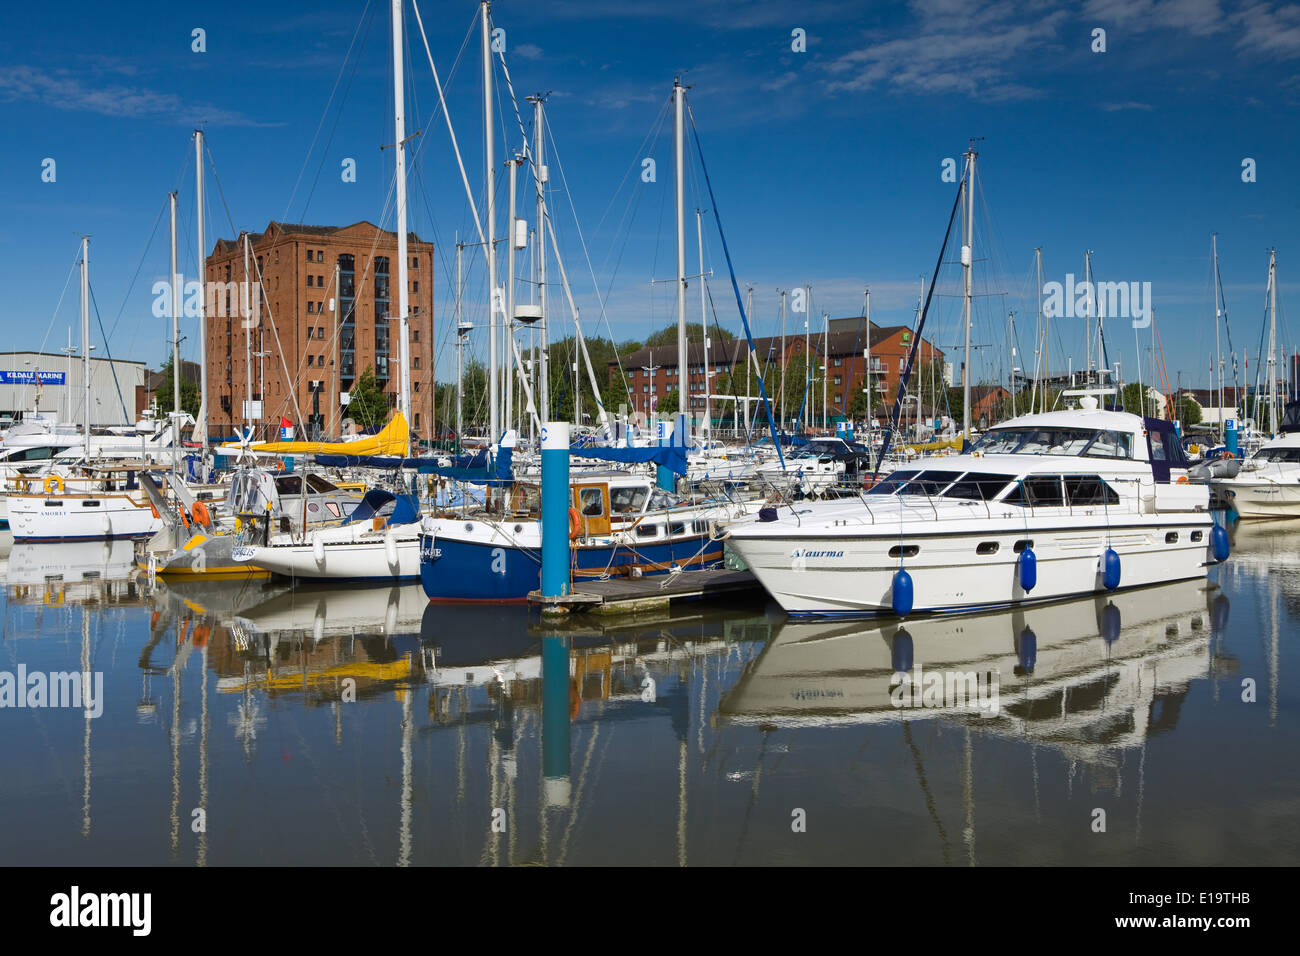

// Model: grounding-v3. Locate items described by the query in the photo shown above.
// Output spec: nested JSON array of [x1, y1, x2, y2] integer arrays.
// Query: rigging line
[[685, 99, 784, 470], [283, 0, 375, 222], [873, 173, 964, 481], [87, 282, 132, 422], [543, 109, 641, 399], [298, 2, 378, 220]]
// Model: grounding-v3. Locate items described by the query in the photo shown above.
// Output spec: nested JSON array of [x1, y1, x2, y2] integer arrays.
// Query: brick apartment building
[[204, 220, 434, 441], [613, 319, 945, 426]]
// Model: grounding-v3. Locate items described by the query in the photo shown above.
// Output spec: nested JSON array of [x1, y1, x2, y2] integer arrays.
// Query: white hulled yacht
[[726, 397, 1228, 616]]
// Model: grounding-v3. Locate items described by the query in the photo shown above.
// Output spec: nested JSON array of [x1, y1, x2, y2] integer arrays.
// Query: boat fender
[[384, 527, 398, 567], [568, 506, 581, 540], [1017, 547, 1037, 592], [1101, 547, 1121, 591], [891, 568, 914, 616], [312, 530, 325, 565], [1210, 523, 1230, 562]]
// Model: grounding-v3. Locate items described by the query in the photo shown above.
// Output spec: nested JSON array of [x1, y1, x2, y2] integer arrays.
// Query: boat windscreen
[[942, 472, 1015, 500]]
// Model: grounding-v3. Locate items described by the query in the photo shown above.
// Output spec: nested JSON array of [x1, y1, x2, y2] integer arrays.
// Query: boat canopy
[[344, 488, 419, 527], [570, 444, 688, 476]]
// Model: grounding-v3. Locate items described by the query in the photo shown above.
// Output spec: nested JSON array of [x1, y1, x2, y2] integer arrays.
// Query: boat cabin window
[[1003, 476, 1065, 507], [0, 445, 56, 462], [275, 475, 304, 496], [1084, 430, 1133, 459], [636, 523, 660, 538], [942, 472, 1015, 501], [305, 475, 340, 494], [908, 470, 963, 495], [974, 427, 1133, 458], [1064, 475, 1120, 506], [578, 487, 604, 517], [866, 469, 920, 494], [1254, 447, 1300, 463], [609, 486, 648, 515]]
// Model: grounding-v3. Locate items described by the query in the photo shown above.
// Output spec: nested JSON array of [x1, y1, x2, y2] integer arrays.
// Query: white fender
[[312, 530, 325, 565], [384, 527, 398, 567]]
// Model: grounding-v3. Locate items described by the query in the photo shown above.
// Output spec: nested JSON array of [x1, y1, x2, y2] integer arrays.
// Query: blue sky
[[1, 0, 1297, 392]]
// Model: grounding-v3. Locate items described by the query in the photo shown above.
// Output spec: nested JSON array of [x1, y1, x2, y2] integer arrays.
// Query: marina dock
[[528, 568, 760, 616]]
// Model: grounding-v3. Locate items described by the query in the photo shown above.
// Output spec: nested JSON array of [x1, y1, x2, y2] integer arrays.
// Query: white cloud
[[0, 65, 276, 127]]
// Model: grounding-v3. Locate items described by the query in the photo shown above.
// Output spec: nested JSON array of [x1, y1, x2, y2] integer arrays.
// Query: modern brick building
[[204, 220, 434, 441], [612, 320, 944, 426]]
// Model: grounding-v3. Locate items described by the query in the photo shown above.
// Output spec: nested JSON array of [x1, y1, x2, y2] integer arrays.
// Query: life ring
[[1177, 475, 1189, 484], [568, 506, 581, 540], [275, 459, 285, 471], [43, 475, 64, 495], [191, 501, 211, 526]]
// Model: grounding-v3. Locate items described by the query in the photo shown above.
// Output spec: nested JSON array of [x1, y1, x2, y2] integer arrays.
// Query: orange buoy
[[568, 506, 581, 540], [191, 500, 211, 526]]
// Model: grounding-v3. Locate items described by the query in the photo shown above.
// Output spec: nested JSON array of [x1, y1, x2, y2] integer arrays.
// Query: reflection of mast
[[81, 607, 92, 839], [1270, 573, 1279, 727], [962, 727, 976, 866], [398, 676, 413, 866], [169, 631, 182, 858], [198, 643, 209, 866]]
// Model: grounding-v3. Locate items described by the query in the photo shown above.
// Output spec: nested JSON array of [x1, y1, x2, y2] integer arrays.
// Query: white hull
[[239, 526, 422, 582], [1214, 478, 1300, 518], [7, 493, 162, 542], [728, 511, 1215, 616]]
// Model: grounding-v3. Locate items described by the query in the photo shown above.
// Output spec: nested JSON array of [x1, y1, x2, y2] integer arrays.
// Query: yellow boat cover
[[221, 412, 410, 457]]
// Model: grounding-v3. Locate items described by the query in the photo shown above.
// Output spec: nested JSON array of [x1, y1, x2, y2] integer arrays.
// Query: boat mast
[[505, 152, 518, 435], [455, 239, 464, 442], [1268, 248, 1277, 436], [779, 289, 787, 431], [1083, 249, 1092, 387], [80, 236, 90, 462], [482, 1, 498, 443], [170, 191, 182, 467], [961, 145, 975, 441], [243, 233, 252, 434], [823, 311, 829, 431], [531, 94, 549, 424], [697, 208, 709, 437], [194, 130, 208, 446], [1036, 247, 1045, 414], [392, 0, 413, 434], [1213, 233, 1222, 442], [674, 77, 688, 431], [864, 288, 871, 428]]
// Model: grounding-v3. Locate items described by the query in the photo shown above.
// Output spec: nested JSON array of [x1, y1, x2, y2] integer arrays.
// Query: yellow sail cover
[[222, 412, 410, 457]]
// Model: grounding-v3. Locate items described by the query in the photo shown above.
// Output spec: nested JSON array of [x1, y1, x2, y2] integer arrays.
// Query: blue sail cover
[[568, 444, 688, 476], [315, 446, 514, 485]]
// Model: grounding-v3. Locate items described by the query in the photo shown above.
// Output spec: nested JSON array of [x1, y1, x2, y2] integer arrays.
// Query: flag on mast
[[280, 416, 294, 440]]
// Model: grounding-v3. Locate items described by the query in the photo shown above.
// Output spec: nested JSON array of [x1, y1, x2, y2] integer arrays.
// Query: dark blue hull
[[418, 532, 724, 603]]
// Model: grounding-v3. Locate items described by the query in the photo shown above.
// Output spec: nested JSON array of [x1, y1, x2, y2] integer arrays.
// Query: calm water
[[1, 520, 1296, 866]]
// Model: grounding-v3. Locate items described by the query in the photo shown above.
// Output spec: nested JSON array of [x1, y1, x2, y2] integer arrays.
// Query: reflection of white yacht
[[5, 538, 138, 587], [727, 400, 1222, 615], [719, 578, 1217, 756], [232, 583, 428, 639]]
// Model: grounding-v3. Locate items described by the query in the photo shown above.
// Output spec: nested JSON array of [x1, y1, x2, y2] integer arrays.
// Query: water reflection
[[1, 523, 1296, 865]]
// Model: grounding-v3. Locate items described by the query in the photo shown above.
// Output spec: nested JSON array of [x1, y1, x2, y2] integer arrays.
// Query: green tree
[[1175, 394, 1203, 426], [642, 322, 733, 349], [153, 357, 200, 418], [657, 388, 680, 415], [347, 366, 389, 430]]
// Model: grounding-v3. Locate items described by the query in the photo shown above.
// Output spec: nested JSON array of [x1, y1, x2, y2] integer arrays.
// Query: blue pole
[[541, 635, 571, 807], [541, 421, 571, 598], [655, 416, 675, 491]]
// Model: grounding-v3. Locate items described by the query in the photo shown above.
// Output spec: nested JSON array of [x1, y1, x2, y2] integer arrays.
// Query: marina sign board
[[0, 370, 67, 385]]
